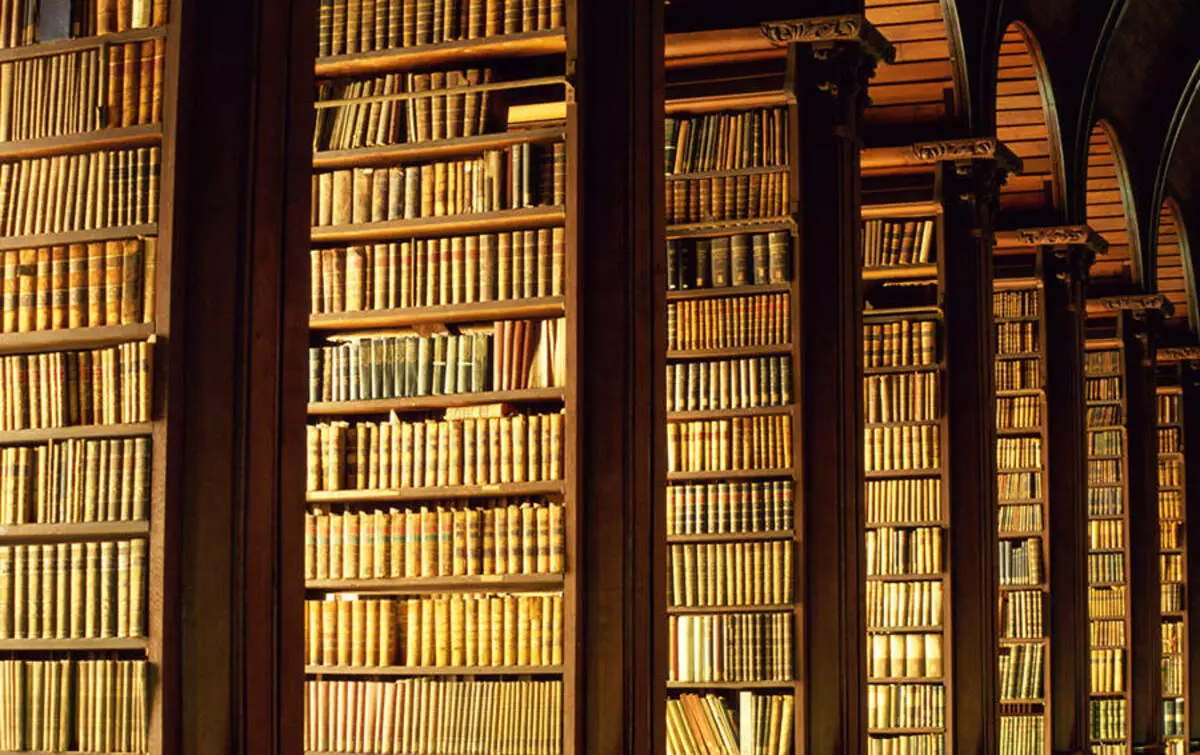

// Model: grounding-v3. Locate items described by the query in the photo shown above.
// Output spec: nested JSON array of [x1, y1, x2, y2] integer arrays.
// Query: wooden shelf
[[862, 264, 938, 282], [865, 468, 943, 480], [863, 363, 941, 376], [666, 282, 792, 302], [0, 224, 157, 253], [313, 126, 565, 170], [998, 466, 1042, 474], [310, 206, 565, 246], [666, 604, 793, 615], [306, 573, 564, 593], [667, 405, 792, 421], [0, 636, 148, 651], [667, 344, 792, 360], [868, 676, 944, 684], [666, 680, 794, 690], [995, 351, 1042, 361], [309, 387, 565, 416], [866, 573, 946, 583], [865, 419, 940, 429], [0, 322, 154, 355], [867, 727, 945, 735], [997, 388, 1044, 397], [999, 531, 1045, 540], [666, 164, 791, 181], [866, 520, 946, 529], [306, 664, 563, 676], [310, 296, 565, 331], [994, 315, 1040, 323], [997, 426, 1043, 436], [665, 218, 794, 240], [666, 468, 794, 483], [666, 530, 793, 544], [0, 520, 149, 543], [307, 480, 566, 504], [0, 124, 162, 162], [315, 30, 567, 77], [1000, 698, 1046, 705], [867, 625, 944, 634], [0, 422, 153, 445], [999, 637, 1048, 645], [0, 26, 166, 63]]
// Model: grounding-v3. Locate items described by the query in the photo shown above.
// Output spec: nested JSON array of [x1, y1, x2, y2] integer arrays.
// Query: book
[[667, 612, 792, 682], [667, 540, 793, 607], [666, 292, 791, 351], [665, 480, 793, 536], [665, 414, 792, 473]]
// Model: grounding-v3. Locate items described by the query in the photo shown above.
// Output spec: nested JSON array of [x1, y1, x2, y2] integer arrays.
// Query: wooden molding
[[994, 226, 1109, 255], [909, 138, 1023, 174], [1158, 346, 1200, 361], [1091, 294, 1175, 318], [759, 15, 895, 63]]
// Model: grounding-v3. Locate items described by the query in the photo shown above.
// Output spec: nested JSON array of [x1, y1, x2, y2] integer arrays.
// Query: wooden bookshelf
[[1157, 385, 1188, 755], [305, 8, 576, 753]]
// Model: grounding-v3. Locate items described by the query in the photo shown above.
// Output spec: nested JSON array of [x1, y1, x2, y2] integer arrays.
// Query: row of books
[[667, 541, 793, 608], [0, 147, 159, 237], [995, 290, 1040, 318], [999, 715, 1044, 755], [864, 373, 940, 424], [316, 0, 567, 57], [304, 500, 566, 581], [0, 0, 164, 49], [665, 416, 793, 473], [999, 504, 1043, 533], [1086, 377, 1121, 402], [0, 238, 155, 332], [865, 580, 943, 630], [863, 219, 935, 268], [867, 633, 944, 679], [666, 294, 791, 351], [312, 144, 564, 227], [1162, 553, 1184, 582], [1088, 698, 1125, 741], [666, 232, 792, 290], [1158, 427, 1181, 453], [0, 436, 150, 525], [1163, 655, 1183, 697], [304, 678, 562, 755], [1088, 430, 1123, 456], [1085, 350, 1121, 372], [997, 437, 1041, 469], [1090, 619, 1125, 647], [1088, 520, 1124, 550], [1089, 648, 1125, 694], [865, 527, 942, 576], [0, 658, 150, 753], [868, 733, 943, 755], [863, 320, 937, 369], [999, 471, 1042, 501], [1089, 487, 1123, 517], [1162, 585, 1183, 612], [0, 539, 145, 639], [996, 359, 1041, 391], [1089, 586, 1126, 619], [1088, 553, 1124, 583], [1000, 590, 1044, 638], [865, 478, 942, 526], [306, 592, 564, 668], [306, 410, 566, 491], [1087, 405, 1122, 427], [997, 396, 1041, 429], [1159, 394, 1182, 423], [867, 683, 944, 728], [664, 109, 788, 175], [310, 230, 566, 314], [864, 425, 941, 473], [665, 692, 794, 755], [1160, 459, 1183, 487], [995, 322, 1037, 354], [314, 69, 496, 152], [1087, 460, 1121, 484], [666, 356, 792, 413], [309, 319, 565, 402], [999, 539, 1043, 586], [1165, 698, 1186, 739], [1161, 490, 1184, 519], [0, 40, 163, 142], [665, 481, 793, 536], [667, 613, 793, 683], [0, 341, 153, 431], [1165, 620, 1184, 651], [1161, 521, 1181, 549], [998, 643, 1044, 700], [666, 173, 788, 225]]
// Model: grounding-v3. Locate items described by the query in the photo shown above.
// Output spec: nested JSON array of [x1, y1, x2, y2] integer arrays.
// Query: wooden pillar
[[940, 142, 1020, 755], [1183, 359, 1200, 754]]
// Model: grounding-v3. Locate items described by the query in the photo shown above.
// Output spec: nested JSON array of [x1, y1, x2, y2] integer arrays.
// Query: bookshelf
[[305, 4, 575, 753], [0, 2, 175, 754], [1157, 385, 1187, 755]]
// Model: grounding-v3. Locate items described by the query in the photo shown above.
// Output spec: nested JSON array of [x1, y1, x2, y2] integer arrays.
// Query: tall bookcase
[[304, 5, 577, 753], [1157, 382, 1187, 755], [0, 2, 175, 754]]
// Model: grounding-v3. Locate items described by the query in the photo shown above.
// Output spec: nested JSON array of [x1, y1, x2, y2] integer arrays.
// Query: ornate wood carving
[[1094, 294, 1175, 318], [999, 226, 1109, 254], [760, 15, 895, 63], [909, 138, 1023, 174], [1158, 346, 1200, 361]]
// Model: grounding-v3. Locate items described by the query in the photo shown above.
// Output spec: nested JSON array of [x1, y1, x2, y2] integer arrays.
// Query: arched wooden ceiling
[[995, 23, 1063, 215], [1156, 198, 1197, 332], [1086, 121, 1142, 288], [864, 0, 965, 132]]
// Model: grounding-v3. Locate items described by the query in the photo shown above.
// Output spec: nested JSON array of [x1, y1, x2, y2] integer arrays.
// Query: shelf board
[[999, 637, 1048, 645], [1000, 698, 1046, 705], [995, 351, 1042, 361], [866, 520, 946, 529], [868, 676, 945, 684], [865, 419, 940, 429], [0, 26, 166, 63], [996, 388, 1044, 397], [666, 530, 794, 544], [866, 573, 946, 583], [867, 727, 945, 735], [999, 583, 1047, 591], [865, 468, 943, 480], [666, 679, 794, 690], [0, 322, 154, 356], [666, 604, 793, 615], [862, 264, 938, 282], [667, 405, 792, 421], [665, 282, 792, 302], [0, 224, 157, 253], [666, 164, 790, 181], [0, 422, 153, 445], [667, 344, 793, 361], [666, 468, 794, 483], [0, 520, 149, 543], [994, 315, 1040, 323], [310, 206, 565, 245], [315, 30, 567, 77], [1087, 482, 1125, 488], [997, 426, 1044, 436], [313, 126, 564, 170], [998, 466, 1042, 474], [665, 217, 794, 240], [310, 296, 565, 331], [0, 124, 162, 162], [998, 531, 1045, 540], [867, 625, 943, 634], [307, 480, 565, 504], [0, 636, 147, 651], [863, 363, 941, 376], [309, 387, 565, 416], [306, 664, 562, 676], [306, 573, 563, 593]]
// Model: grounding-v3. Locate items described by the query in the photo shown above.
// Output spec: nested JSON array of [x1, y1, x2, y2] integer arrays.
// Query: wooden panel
[[1157, 202, 1196, 331], [1086, 123, 1138, 287], [995, 25, 1061, 214], [866, 0, 960, 129]]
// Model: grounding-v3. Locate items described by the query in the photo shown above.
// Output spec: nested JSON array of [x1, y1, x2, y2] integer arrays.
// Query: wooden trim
[[0, 124, 162, 161], [0, 26, 166, 63], [0, 323, 155, 355], [0, 520, 150, 542], [314, 29, 567, 77]]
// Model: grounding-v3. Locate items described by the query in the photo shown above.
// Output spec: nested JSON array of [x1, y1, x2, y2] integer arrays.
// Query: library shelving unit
[[0, 3, 177, 755], [305, 6, 575, 753], [1157, 379, 1187, 755], [859, 138, 1019, 755]]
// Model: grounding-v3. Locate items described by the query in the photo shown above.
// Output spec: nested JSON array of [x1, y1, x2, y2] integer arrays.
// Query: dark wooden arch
[[1087, 120, 1144, 290]]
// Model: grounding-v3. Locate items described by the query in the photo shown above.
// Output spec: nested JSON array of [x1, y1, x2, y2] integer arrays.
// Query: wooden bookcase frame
[[1156, 380, 1188, 755]]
